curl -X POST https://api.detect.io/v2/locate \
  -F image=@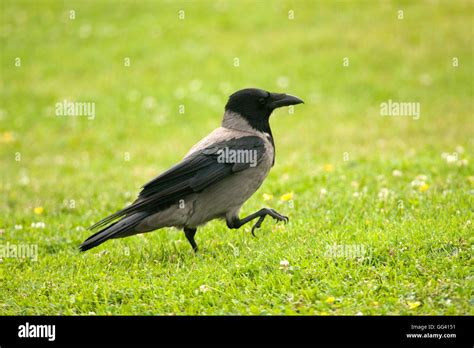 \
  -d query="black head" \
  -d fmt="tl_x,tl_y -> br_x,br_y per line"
225,88 -> 304,133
